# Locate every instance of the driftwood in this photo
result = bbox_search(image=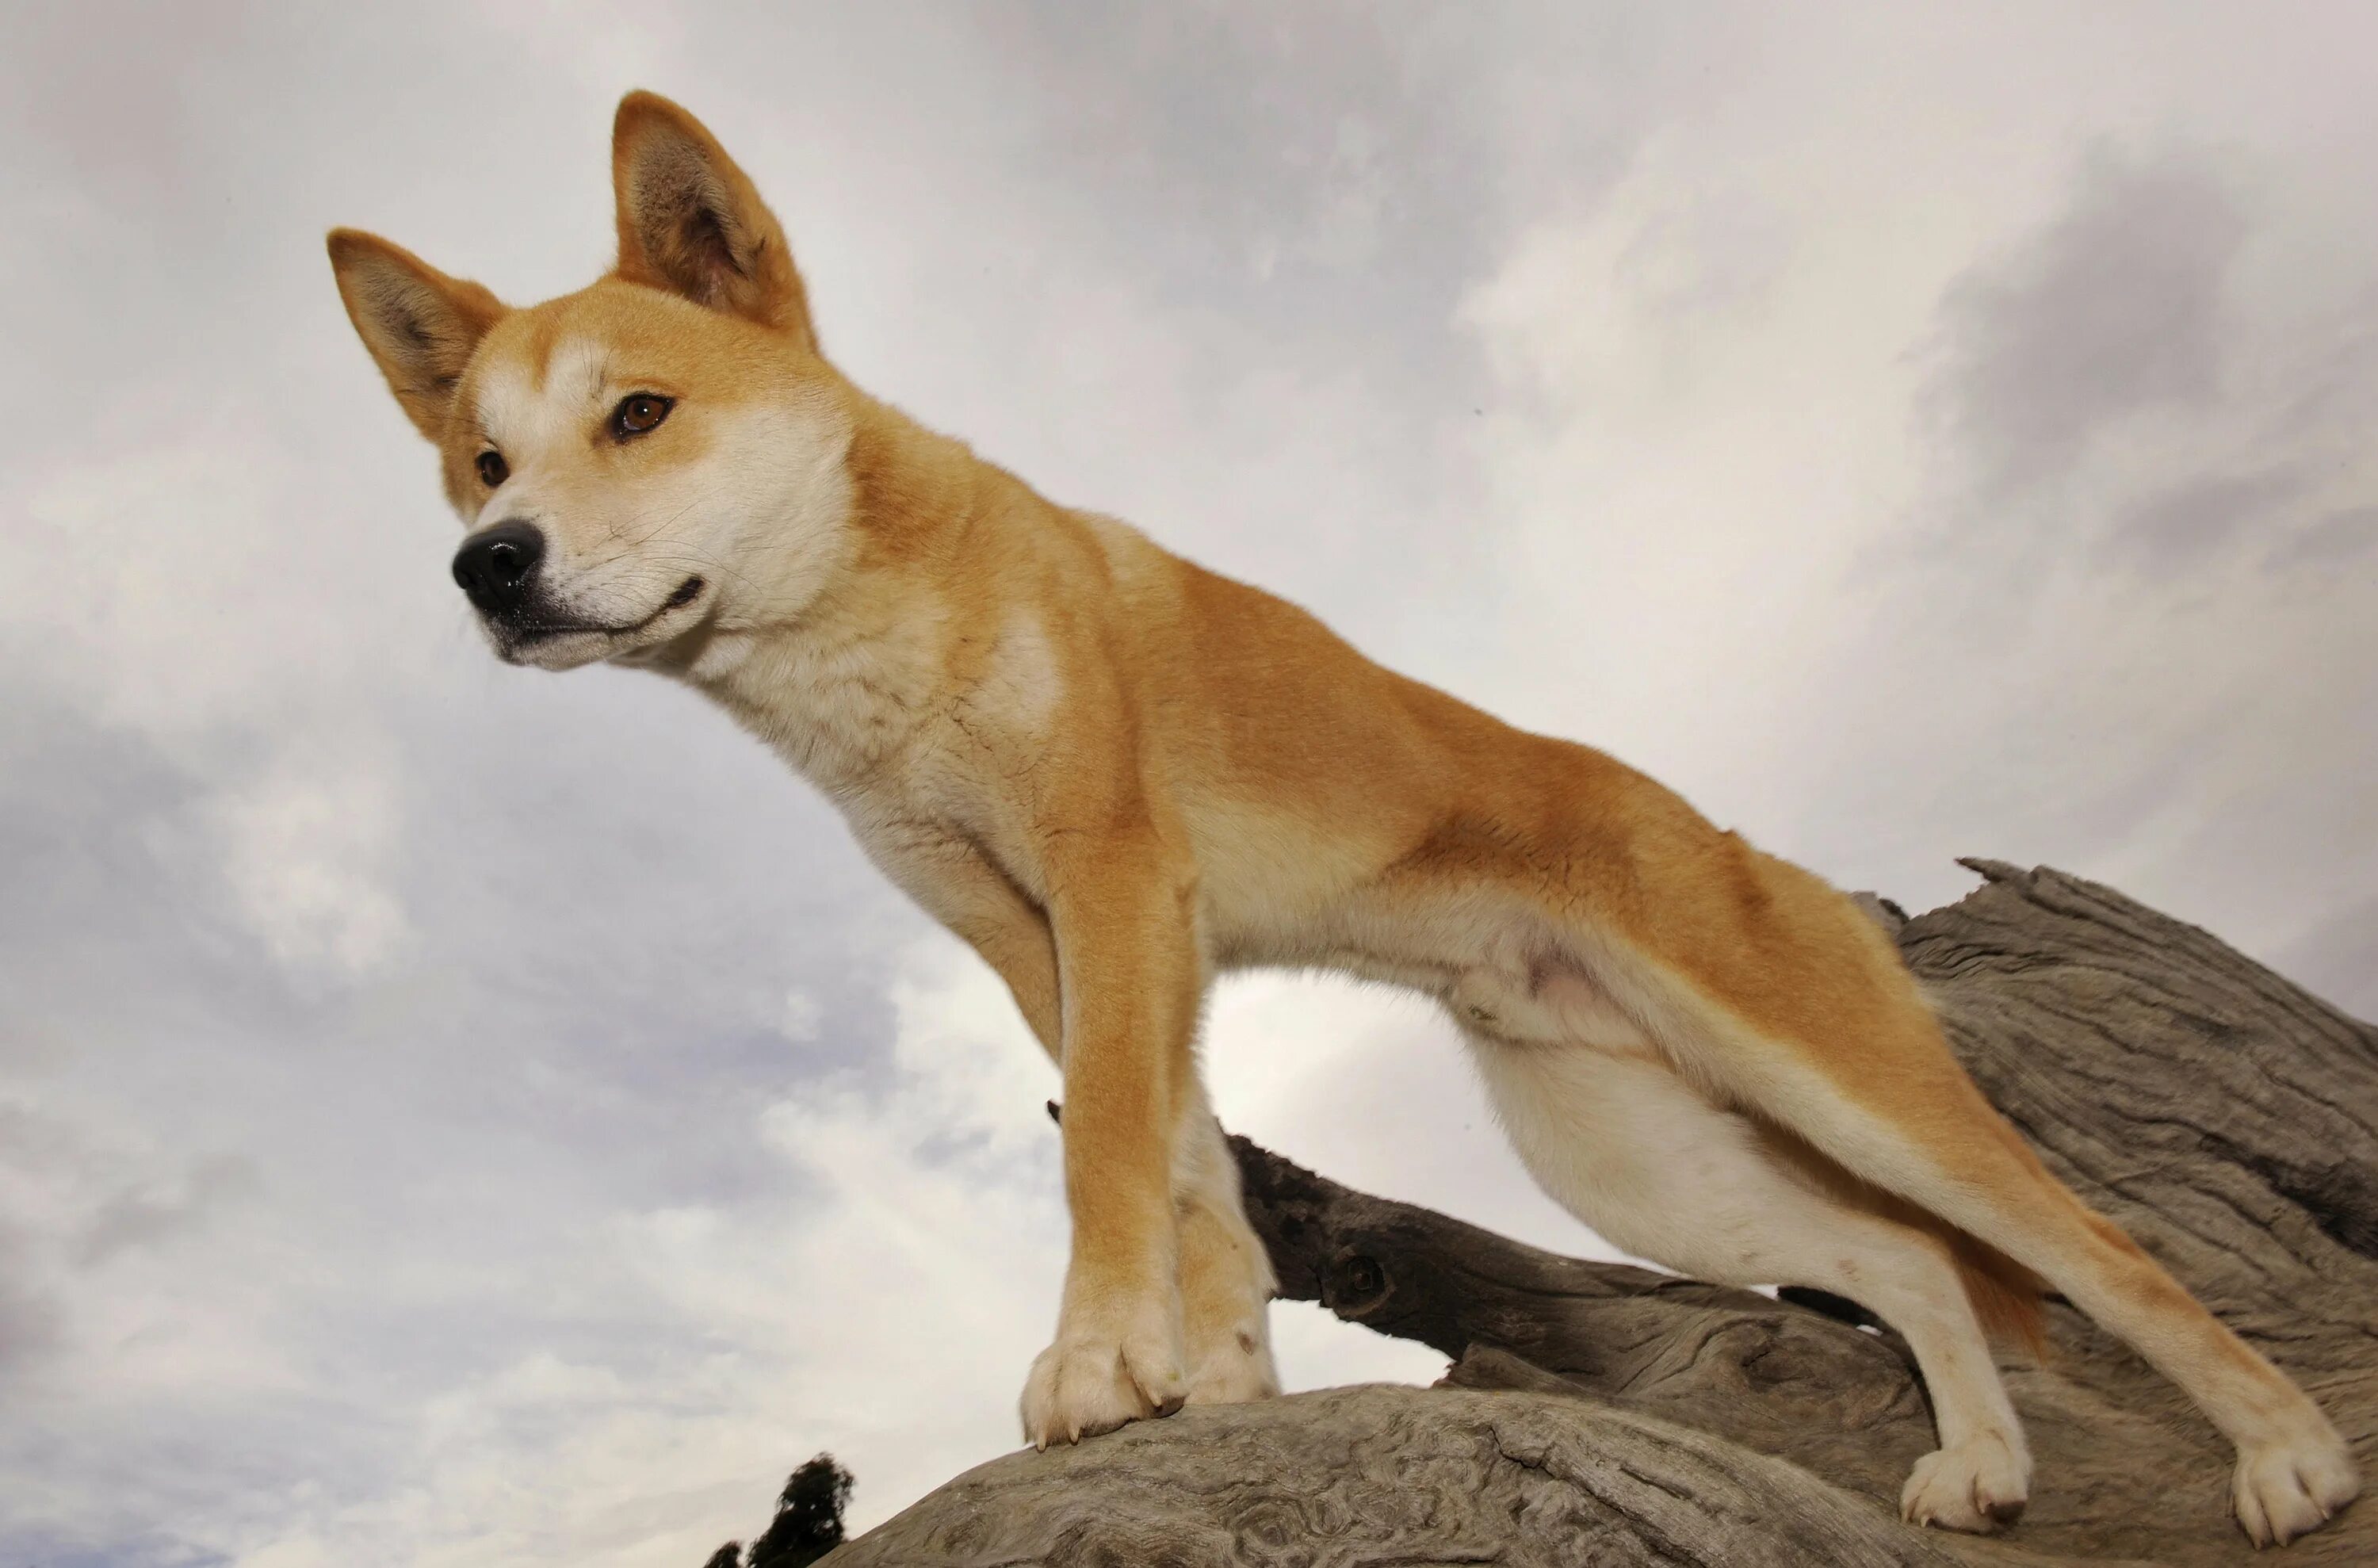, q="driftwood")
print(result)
[822,862,2376,1565]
